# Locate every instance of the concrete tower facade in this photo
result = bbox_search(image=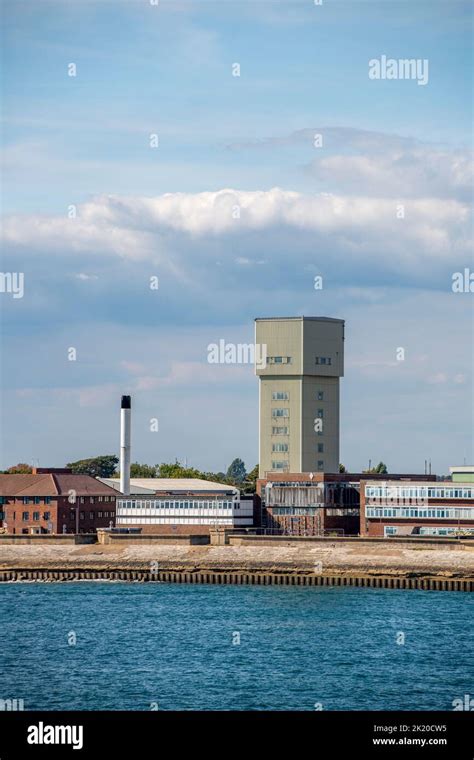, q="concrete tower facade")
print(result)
[255,317,344,477]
